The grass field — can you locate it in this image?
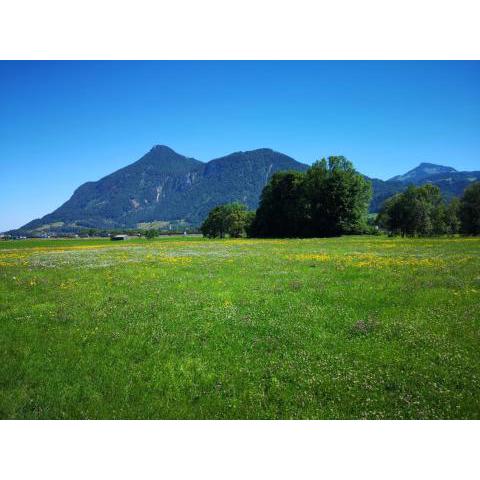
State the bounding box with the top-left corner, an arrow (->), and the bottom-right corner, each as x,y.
1,235 -> 479,419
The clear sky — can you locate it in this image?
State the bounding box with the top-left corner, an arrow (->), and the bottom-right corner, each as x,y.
1,61 -> 479,231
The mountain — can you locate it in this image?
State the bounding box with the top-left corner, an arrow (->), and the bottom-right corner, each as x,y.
371,163 -> 480,211
367,177 -> 406,213
389,162 -> 457,183
13,146 -> 479,234
18,146 -> 308,233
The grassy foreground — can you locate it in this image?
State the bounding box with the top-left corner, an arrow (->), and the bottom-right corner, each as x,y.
1,236 -> 479,419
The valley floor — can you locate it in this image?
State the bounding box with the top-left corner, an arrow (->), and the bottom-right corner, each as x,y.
0,235 -> 479,419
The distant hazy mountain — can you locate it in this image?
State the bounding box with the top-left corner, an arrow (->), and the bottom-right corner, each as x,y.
13,147 -> 479,234
371,163 -> 480,211
367,177 -> 406,213
389,162 -> 458,183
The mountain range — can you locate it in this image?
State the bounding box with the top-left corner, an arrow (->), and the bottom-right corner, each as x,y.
13,146 -> 480,234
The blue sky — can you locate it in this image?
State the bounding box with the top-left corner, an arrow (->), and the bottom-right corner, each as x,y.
1,61 -> 479,231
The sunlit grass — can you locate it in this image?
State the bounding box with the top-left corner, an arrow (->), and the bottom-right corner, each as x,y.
1,235 -> 479,419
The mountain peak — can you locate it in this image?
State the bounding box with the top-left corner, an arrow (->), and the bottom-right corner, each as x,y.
125,145 -> 203,177
389,162 -> 457,183
246,148 -> 276,154
417,162 -> 456,170
150,144 -> 175,153
223,148 -> 277,158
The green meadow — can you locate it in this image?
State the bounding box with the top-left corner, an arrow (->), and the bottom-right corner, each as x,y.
1,236 -> 479,419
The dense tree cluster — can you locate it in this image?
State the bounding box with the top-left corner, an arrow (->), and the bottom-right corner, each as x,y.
459,181 -> 480,235
249,157 -> 372,237
200,203 -> 254,238
377,184 -> 474,236
200,161 -> 480,239
374,180 -> 480,237
145,229 -> 159,239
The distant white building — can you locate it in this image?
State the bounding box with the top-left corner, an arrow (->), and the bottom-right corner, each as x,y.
110,234 -> 128,241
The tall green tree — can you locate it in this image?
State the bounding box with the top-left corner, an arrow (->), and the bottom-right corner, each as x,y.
249,157 -> 371,238
377,184 -> 460,236
444,198 -> 461,235
417,183 -> 444,235
249,171 -> 308,237
201,203 -> 252,238
459,181 -> 480,235
145,229 -> 158,239
304,157 -> 372,236
224,203 -> 251,238
201,205 -> 228,238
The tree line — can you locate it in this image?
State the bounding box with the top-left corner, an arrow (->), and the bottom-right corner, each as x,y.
201,156 -> 480,238
376,182 -> 480,236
